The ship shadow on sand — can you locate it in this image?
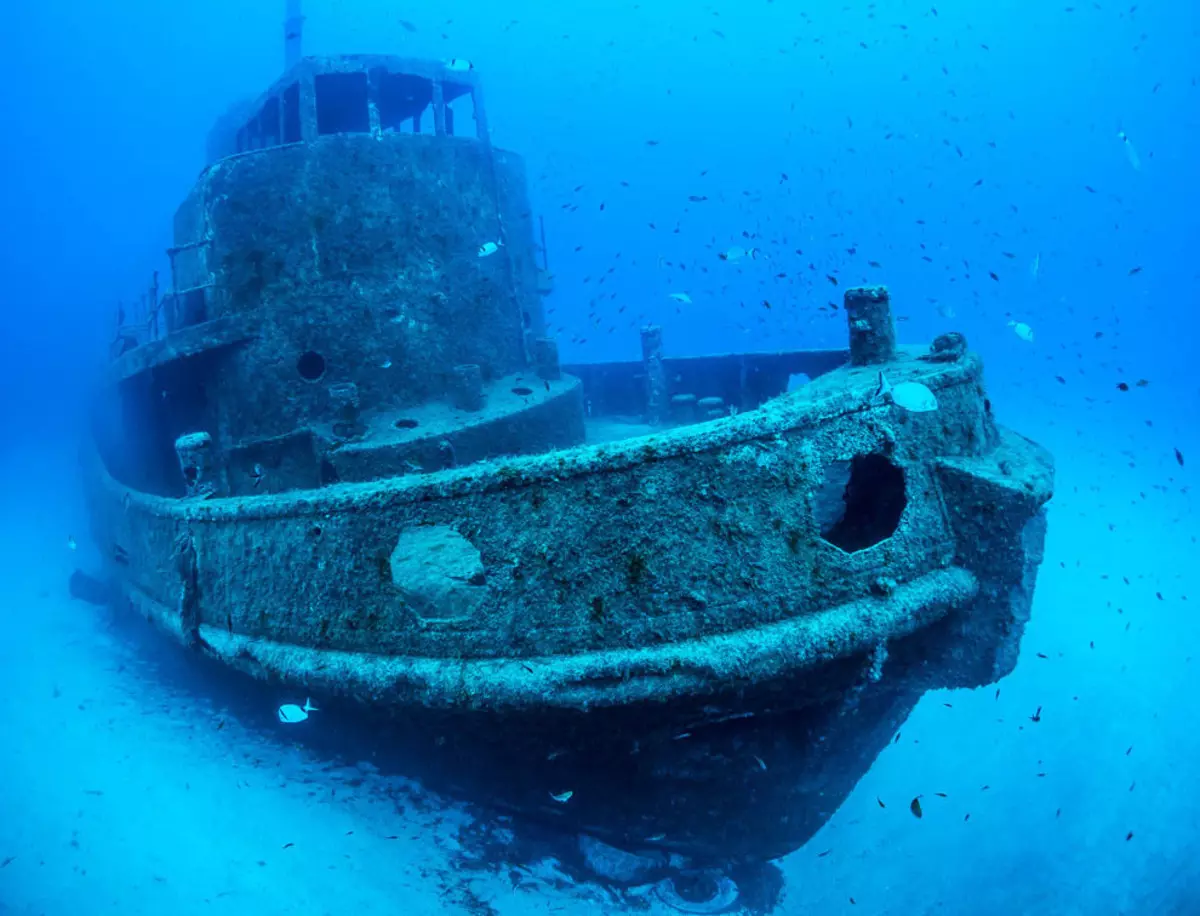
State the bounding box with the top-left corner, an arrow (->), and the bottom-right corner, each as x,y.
83,576 -> 925,914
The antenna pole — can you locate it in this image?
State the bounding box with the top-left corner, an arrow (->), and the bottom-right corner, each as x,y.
284,0 -> 304,70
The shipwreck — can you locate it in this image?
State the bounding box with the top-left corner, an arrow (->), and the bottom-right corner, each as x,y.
81,16 -> 1054,908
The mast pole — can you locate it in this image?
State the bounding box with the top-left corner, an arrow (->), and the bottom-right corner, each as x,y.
284,0 -> 304,70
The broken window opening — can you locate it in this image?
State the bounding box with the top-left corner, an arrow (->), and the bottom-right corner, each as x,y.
443,83 -> 476,138
315,72 -> 370,135
282,82 -> 301,143
258,96 -> 281,147
175,288 -> 207,329
378,72 -> 433,135
814,453 -> 907,553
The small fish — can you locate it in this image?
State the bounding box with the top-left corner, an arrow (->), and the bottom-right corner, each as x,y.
1175,448 -> 1184,467
445,58 -> 474,72
282,841 -> 295,849
871,372 -> 891,405
1030,252 -> 1040,281
399,19 -> 418,32
67,535 -> 77,551
1029,705 -> 1043,723
478,241 -> 503,258
1,855 -> 14,868
1008,320 -> 1034,342
1128,266 -> 1143,276
719,246 -> 759,262
1118,130 -> 1141,171
380,359 -> 393,369
549,789 -> 573,803
277,698 -> 318,724
910,796 -> 923,819
667,292 -> 692,304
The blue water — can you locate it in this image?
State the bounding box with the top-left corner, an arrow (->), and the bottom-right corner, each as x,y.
2,1 -> 1198,914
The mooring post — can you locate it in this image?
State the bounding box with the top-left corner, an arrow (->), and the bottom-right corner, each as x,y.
452,363 -> 485,412
533,337 -> 561,382
174,432 -> 217,498
844,285 -> 897,366
328,382 -> 364,439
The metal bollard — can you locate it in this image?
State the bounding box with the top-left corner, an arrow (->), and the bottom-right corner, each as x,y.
844,286 -> 897,366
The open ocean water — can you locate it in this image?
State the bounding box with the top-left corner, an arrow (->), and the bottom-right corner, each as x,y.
1,1 -> 1197,914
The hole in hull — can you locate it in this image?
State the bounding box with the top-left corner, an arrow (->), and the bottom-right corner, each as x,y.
815,453 -> 906,552
297,351 -> 326,381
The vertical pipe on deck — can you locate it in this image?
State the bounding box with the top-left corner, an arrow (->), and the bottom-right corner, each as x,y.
641,325 -> 667,426
284,0 -> 304,71
366,67 -> 382,136
149,271 -> 160,339
844,285 -> 897,366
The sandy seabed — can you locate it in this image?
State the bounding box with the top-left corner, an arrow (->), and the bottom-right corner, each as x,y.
1,421 -> 1197,916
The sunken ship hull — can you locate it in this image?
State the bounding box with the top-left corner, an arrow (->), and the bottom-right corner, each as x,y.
85,350 -> 1052,731
83,52 -> 1054,868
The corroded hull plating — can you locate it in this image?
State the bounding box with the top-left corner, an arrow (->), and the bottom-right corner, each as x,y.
85,348 -> 1052,728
